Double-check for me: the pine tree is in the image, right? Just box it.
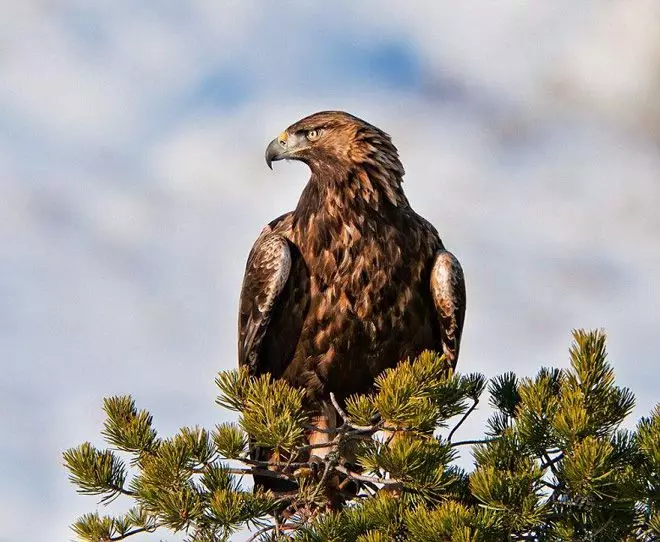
[64,330,660,541]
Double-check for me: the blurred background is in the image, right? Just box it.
[1,1,659,540]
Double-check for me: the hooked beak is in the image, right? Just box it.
[265,137,286,170]
[265,130,307,169]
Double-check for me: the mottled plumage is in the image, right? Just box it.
[238,111,465,485]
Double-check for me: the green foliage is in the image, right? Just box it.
[102,396,159,456]
[345,394,379,427]
[213,423,247,459]
[404,501,501,541]
[357,434,460,504]
[63,442,127,503]
[238,373,308,452]
[217,368,309,452]
[65,330,660,541]
[371,351,469,432]
[70,508,157,541]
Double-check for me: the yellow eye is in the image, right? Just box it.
[307,129,321,141]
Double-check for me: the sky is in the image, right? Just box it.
[1,1,660,540]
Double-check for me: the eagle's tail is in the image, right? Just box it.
[250,442,299,494]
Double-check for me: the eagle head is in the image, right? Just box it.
[265,111,404,181]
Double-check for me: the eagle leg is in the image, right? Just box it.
[308,401,337,461]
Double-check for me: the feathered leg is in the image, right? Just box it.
[308,401,337,460]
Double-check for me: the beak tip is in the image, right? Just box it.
[265,137,285,170]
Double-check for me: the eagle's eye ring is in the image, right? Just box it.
[307,129,321,141]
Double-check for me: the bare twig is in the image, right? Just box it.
[108,483,137,498]
[296,439,364,453]
[329,392,349,423]
[245,523,297,542]
[334,465,403,487]
[96,482,137,505]
[541,452,563,476]
[449,438,496,448]
[310,458,336,502]
[447,399,479,443]
[246,524,275,542]
[303,425,337,435]
[222,466,298,482]
[541,480,558,490]
[330,393,379,432]
[590,518,614,539]
[240,458,311,469]
[108,524,159,541]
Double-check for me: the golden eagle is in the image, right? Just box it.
[238,111,465,485]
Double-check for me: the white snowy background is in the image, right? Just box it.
[1,1,659,540]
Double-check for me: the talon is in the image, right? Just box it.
[293,467,314,479]
[309,454,325,477]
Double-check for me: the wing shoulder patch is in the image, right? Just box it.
[238,234,292,371]
[430,250,466,367]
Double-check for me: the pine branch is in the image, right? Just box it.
[65,331,660,541]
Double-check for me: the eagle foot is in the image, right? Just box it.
[292,466,314,479]
[293,456,325,480]
[308,454,325,478]
[293,454,332,481]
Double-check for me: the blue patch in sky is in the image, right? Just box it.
[187,68,253,110]
[323,38,422,91]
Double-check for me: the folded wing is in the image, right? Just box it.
[430,250,466,367]
[238,233,292,375]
